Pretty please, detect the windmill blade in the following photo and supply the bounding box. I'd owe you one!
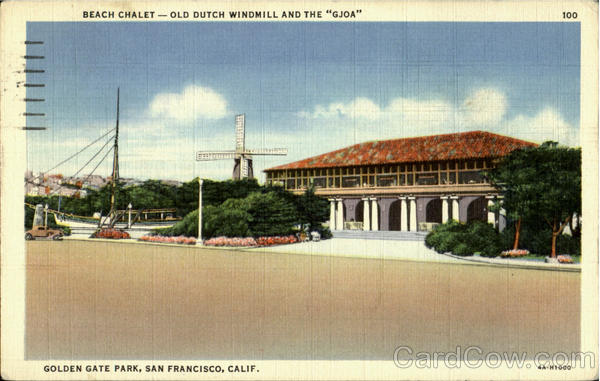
[235,114,245,152]
[196,151,237,161]
[243,148,288,155]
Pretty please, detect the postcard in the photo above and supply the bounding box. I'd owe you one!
[1,0,598,380]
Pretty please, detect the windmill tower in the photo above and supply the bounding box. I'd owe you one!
[196,114,287,180]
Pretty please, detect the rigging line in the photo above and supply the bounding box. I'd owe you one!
[48,138,115,195]
[77,146,116,192]
[48,145,114,197]
[61,136,115,183]
[34,127,116,180]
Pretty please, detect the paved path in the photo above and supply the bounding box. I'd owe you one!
[332,230,428,241]
[252,238,463,264]
[253,238,581,271]
[63,234,580,271]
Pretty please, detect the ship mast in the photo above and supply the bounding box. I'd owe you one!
[109,88,119,220]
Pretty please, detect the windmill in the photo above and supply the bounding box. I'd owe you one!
[196,114,287,179]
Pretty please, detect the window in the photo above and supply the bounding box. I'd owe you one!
[342,176,360,187]
[449,173,456,184]
[459,171,484,184]
[440,172,448,184]
[400,174,406,186]
[416,173,438,185]
[286,179,295,189]
[377,175,397,187]
[313,177,326,188]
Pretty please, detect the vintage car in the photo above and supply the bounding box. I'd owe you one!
[25,226,64,240]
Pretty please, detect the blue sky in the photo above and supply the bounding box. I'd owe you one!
[26,22,580,181]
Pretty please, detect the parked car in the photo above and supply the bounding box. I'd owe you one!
[25,226,63,240]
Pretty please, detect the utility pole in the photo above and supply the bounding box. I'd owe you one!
[197,178,203,245]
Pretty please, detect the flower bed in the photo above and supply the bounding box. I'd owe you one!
[557,254,574,264]
[204,237,257,247]
[256,235,298,246]
[139,235,197,245]
[92,228,130,239]
[499,249,530,258]
[203,235,298,247]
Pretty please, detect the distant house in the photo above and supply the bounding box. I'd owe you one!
[264,130,536,232]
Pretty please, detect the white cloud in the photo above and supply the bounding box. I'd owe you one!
[299,96,454,135]
[502,107,579,146]
[306,97,382,120]
[300,88,507,130]
[149,84,228,121]
[458,88,507,126]
[297,87,578,147]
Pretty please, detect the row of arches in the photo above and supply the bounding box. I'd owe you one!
[339,196,489,231]
[423,197,488,224]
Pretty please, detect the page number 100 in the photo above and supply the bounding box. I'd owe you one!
[563,11,577,19]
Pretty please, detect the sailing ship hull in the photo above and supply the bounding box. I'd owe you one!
[57,215,176,239]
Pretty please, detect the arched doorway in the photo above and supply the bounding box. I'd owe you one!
[389,200,402,230]
[355,201,363,223]
[467,197,487,222]
[426,199,442,223]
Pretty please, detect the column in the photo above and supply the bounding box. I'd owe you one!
[400,197,408,231]
[486,196,496,227]
[451,196,459,221]
[336,199,344,230]
[362,197,370,231]
[329,199,336,230]
[409,197,417,232]
[370,198,379,231]
[441,196,449,223]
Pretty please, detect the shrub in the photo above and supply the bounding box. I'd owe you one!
[425,220,502,257]
[453,242,473,256]
[466,221,502,257]
[425,220,467,252]
[435,231,465,254]
[154,190,308,240]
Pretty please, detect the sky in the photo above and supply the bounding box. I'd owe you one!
[26,22,580,182]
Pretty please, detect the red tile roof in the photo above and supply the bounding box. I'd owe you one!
[265,131,537,171]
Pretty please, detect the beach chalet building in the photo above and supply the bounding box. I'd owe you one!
[264,131,536,232]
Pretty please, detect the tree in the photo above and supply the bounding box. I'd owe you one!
[244,191,298,237]
[293,186,330,232]
[488,142,581,257]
